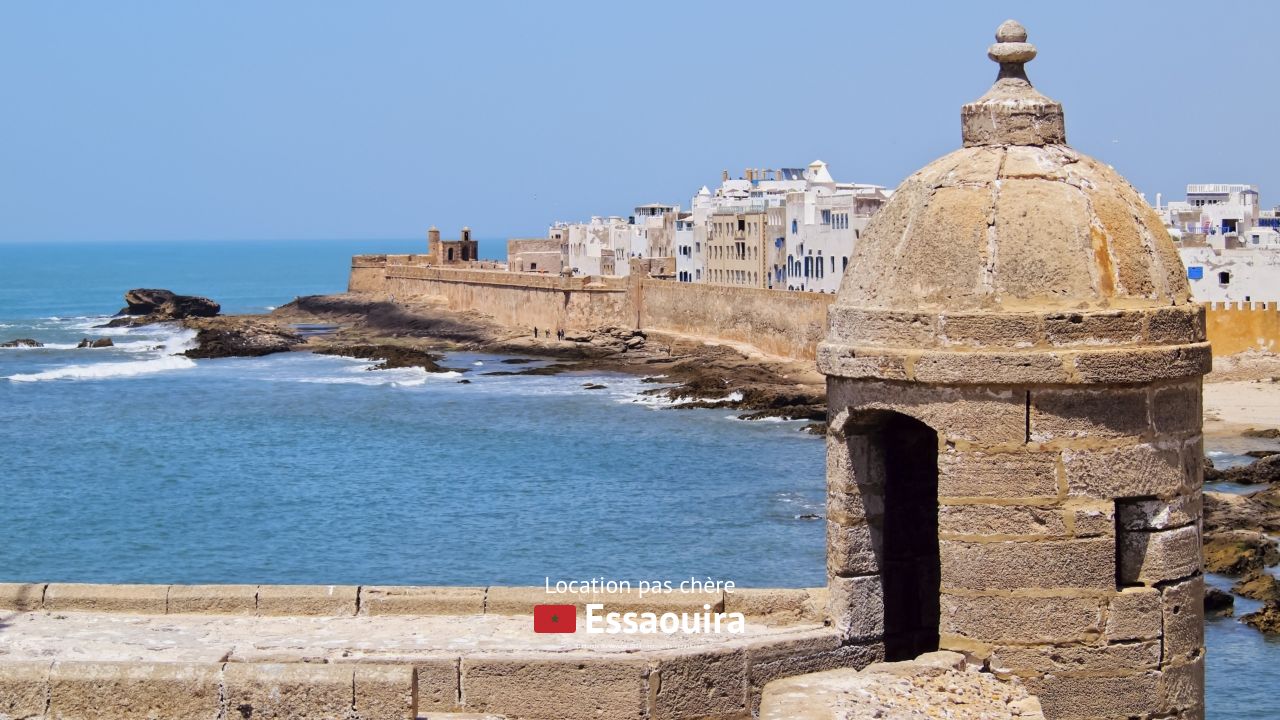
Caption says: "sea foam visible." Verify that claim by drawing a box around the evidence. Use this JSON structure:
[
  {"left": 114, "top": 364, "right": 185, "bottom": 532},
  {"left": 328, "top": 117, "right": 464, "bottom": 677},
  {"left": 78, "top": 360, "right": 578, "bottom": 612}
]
[{"left": 6, "top": 355, "right": 197, "bottom": 382}]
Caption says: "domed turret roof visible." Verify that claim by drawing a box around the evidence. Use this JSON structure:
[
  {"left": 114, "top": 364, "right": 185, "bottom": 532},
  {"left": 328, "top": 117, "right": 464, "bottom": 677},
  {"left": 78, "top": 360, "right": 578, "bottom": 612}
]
[
  {"left": 836, "top": 20, "right": 1190, "bottom": 313},
  {"left": 819, "top": 21, "right": 1209, "bottom": 387}
]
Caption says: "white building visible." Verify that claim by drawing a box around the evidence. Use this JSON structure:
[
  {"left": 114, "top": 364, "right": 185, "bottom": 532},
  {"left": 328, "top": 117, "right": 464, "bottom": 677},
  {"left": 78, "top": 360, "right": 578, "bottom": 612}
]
[
  {"left": 1156, "top": 184, "right": 1280, "bottom": 302},
  {"left": 781, "top": 161, "right": 890, "bottom": 293}
]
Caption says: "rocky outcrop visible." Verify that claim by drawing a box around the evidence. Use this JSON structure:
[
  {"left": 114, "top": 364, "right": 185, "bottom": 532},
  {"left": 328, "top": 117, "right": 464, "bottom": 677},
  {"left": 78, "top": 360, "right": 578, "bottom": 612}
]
[
  {"left": 313, "top": 344, "right": 450, "bottom": 372},
  {"left": 1203, "top": 530, "right": 1280, "bottom": 575},
  {"left": 118, "top": 288, "right": 220, "bottom": 320},
  {"left": 182, "top": 317, "right": 303, "bottom": 359},
  {"left": 0, "top": 338, "right": 42, "bottom": 348},
  {"left": 1205, "top": 587, "right": 1235, "bottom": 616},
  {"left": 76, "top": 337, "right": 114, "bottom": 348},
  {"left": 1232, "top": 571, "right": 1280, "bottom": 601},
  {"left": 1204, "top": 489, "right": 1280, "bottom": 534},
  {"left": 1243, "top": 601, "right": 1280, "bottom": 634},
  {"left": 1209, "top": 454, "right": 1280, "bottom": 485}
]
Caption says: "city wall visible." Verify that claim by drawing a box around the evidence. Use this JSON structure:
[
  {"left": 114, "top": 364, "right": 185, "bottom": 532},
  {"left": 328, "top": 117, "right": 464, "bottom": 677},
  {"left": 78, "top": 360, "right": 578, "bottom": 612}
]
[
  {"left": 1205, "top": 301, "right": 1280, "bottom": 355},
  {"left": 351, "top": 258, "right": 1267, "bottom": 361}
]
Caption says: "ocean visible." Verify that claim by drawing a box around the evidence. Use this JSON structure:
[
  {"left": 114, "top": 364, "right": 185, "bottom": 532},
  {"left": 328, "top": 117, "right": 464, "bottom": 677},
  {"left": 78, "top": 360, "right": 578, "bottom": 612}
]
[{"left": 0, "top": 239, "right": 1274, "bottom": 718}]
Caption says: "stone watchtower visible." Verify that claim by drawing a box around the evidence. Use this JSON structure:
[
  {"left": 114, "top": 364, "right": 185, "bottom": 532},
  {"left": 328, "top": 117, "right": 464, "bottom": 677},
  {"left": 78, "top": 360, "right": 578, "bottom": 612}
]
[{"left": 816, "top": 21, "right": 1208, "bottom": 720}]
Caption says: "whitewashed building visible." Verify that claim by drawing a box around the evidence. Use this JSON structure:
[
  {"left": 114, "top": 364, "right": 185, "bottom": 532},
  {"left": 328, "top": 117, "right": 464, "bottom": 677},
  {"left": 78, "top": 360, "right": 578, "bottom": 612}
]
[{"left": 1156, "top": 184, "right": 1280, "bottom": 302}]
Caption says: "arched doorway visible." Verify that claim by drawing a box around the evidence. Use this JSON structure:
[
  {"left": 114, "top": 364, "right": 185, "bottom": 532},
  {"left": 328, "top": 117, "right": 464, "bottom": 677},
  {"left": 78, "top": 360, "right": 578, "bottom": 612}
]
[{"left": 836, "top": 410, "right": 940, "bottom": 661}]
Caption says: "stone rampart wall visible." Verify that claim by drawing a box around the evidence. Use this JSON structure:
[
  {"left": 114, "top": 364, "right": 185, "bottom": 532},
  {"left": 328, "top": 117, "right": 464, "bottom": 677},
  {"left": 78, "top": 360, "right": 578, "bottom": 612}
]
[
  {"left": 1205, "top": 301, "right": 1280, "bottom": 355},
  {"left": 349, "top": 258, "right": 836, "bottom": 360},
  {"left": 638, "top": 279, "right": 836, "bottom": 360}
]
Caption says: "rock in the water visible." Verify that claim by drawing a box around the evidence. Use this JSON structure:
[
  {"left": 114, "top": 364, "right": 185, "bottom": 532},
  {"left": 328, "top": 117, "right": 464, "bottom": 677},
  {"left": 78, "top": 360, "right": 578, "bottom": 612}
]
[
  {"left": 116, "top": 288, "right": 220, "bottom": 324},
  {"left": 1246, "top": 450, "right": 1280, "bottom": 459},
  {"left": 1204, "top": 530, "right": 1280, "bottom": 575},
  {"left": 1233, "top": 571, "right": 1280, "bottom": 602},
  {"left": 1213, "top": 454, "right": 1280, "bottom": 485},
  {"left": 0, "top": 338, "right": 43, "bottom": 348},
  {"left": 1205, "top": 490, "right": 1280, "bottom": 534},
  {"left": 1244, "top": 427, "right": 1280, "bottom": 439},
  {"left": 76, "top": 337, "right": 113, "bottom": 348},
  {"left": 182, "top": 317, "right": 303, "bottom": 359},
  {"left": 582, "top": 383, "right": 607, "bottom": 390},
  {"left": 1205, "top": 587, "right": 1235, "bottom": 616},
  {"left": 1243, "top": 600, "right": 1280, "bottom": 634},
  {"left": 313, "top": 344, "right": 446, "bottom": 372},
  {"left": 1204, "top": 456, "right": 1224, "bottom": 483}
]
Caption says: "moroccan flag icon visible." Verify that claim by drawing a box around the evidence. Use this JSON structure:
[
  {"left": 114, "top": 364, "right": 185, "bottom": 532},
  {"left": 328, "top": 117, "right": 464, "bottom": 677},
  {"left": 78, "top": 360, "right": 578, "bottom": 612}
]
[{"left": 533, "top": 604, "right": 577, "bottom": 633}]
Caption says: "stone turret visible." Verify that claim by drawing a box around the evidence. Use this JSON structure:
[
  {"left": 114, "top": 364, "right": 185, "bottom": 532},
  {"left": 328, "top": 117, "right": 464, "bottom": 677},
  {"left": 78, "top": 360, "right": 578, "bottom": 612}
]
[{"left": 817, "top": 21, "right": 1207, "bottom": 720}]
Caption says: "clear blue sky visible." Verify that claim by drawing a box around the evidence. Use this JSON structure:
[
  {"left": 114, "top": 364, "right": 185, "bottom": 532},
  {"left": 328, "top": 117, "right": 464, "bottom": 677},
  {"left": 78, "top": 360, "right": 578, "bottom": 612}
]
[{"left": 1, "top": 1, "right": 1273, "bottom": 242}]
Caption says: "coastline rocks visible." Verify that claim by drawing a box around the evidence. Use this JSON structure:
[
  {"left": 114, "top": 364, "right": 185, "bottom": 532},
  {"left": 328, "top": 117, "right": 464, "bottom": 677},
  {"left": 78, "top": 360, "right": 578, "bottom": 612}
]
[
  {"left": 0, "top": 338, "right": 43, "bottom": 348},
  {"left": 76, "top": 337, "right": 114, "bottom": 348},
  {"left": 314, "top": 344, "right": 448, "bottom": 372},
  {"left": 1204, "top": 490, "right": 1280, "bottom": 534},
  {"left": 119, "top": 288, "right": 220, "bottom": 320},
  {"left": 182, "top": 317, "right": 303, "bottom": 359},
  {"left": 1212, "top": 454, "right": 1280, "bottom": 485},
  {"left": 1203, "top": 530, "right": 1280, "bottom": 575},
  {"left": 1205, "top": 588, "right": 1235, "bottom": 616},
  {"left": 1243, "top": 427, "right": 1280, "bottom": 439},
  {"left": 1232, "top": 571, "right": 1280, "bottom": 602},
  {"left": 1243, "top": 601, "right": 1280, "bottom": 634}
]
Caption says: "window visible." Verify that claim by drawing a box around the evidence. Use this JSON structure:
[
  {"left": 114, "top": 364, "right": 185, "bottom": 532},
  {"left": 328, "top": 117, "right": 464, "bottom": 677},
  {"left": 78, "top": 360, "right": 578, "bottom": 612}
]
[
  {"left": 1187, "top": 266, "right": 1203, "bottom": 280},
  {"left": 791, "top": 219, "right": 798, "bottom": 235},
  {"left": 1218, "top": 271, "right": 1231, "bottom": 285}
]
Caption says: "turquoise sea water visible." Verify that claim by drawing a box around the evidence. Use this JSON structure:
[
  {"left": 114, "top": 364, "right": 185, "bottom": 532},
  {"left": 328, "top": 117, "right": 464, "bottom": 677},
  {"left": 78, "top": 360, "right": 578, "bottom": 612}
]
[{"left": 0, "top": 240, "right": 1275, "bottom": 718}]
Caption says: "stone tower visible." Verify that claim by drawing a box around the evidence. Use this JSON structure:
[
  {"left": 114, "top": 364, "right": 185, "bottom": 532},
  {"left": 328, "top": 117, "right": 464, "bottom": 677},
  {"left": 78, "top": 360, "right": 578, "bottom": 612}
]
[{"left": 817, "top": 21, "right": 1207, "bottom": 720}]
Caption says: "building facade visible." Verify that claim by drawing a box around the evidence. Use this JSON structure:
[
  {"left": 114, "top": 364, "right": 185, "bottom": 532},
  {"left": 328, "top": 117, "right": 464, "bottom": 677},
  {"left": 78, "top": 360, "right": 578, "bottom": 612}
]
[{"left": 1156, "top": 184, "right": 1280, "bottom": 301}]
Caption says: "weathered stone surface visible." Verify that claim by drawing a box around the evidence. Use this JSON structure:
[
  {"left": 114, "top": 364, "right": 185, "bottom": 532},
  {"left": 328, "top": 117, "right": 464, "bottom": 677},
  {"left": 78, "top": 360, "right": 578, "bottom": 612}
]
[
  {"left": 1063, "top": 443, "right": 1190, "bottom": 498},
  {"left": 650, "top": 647, "right": 747, "bottom": 720},
  {"left": 223, "top": 662, "right": 354, "bottom": 719},
  {"left": 1104, "top": 587, "right": 1162, "bottom": 642},
  {"left": 746, "top": 636, "right": 882, "bottom": 713},
  {"left": 991, "top": 640, "right": 1160, "bottom": 676},
  {"left": 359, "top": 586, "right": 486, "bottom": 616},
  {"left": 1118, "top": 524, "right": 1201, "bottom": 585},
  {"left": 828, "top": 576, "right": 884, "bottom": 642},
  {"left": 938, "top": 449, "right": 1061, "bottom": 500},
  {"left": 830, "top": 381, "right": 1025, "bottom": 444},
  {"left": 912, "top": 350, "right": 1071, "bottom": 385},
  {"left": 941, "top": 594, "right": 1103, "bottom": 644},
  {"left": 1153, "top": 381, "right": 1203, "bottom": 434},
  {"left": 1162, "top": 576, "right": 1205, "bottom": 661},
  {"left": 43, "top": 583, "right": 168, "bottom": 614},
  {"left": 940, "top": 312, "right": 1042, "bottom": 347},
  {"left": 1030, "top": 387, "right": 1149, "bottom": 441},
  {"left": 725, "top": 588, "right": 826, "bottom": 625},
  {"left": 461, "top": 656, "right": 648, "bottom": 720},
  {"left": 0, "top": 661, "right": 50, "bottom": 719},
  {"left": 993, "top": 180, "right": 1095, "bottom": 303},
  {"left": 826, "top": 520, "right": 879, "bottom": 575},
  {"left": 1072, "top": 345, "right": 1212, "bottom": 384},
  {"left": 1025, "top": 671, "right": 1162, "bottom": 720},
  {"left": 49, "top": 662, "right": 221, "bottom": 719},
  {"left": 1147, "top": 305, "right": 1205, "bottom": 344},
  {"left": 414, "top": 659, "right": 460, "bottom": 712},
  {"left": 1044, "top": 310, "right": 1143, "bottom": 346},
  {"left": 1117, "top": 494, "right": 1200, "bottom": 531},
  {"left": 167, "top": 584, "right": 257, "bottom": 614},
  {"left": 0, "top": 583, "right": 45, "bottom": 612},
  {"left": 938, "top": 503, "right": 1066, "bottom": 538},
  {"left": 1068, "top": 501, "right": 1115, "bottom": 537},
  {"left": 354, "top": 664, "right": 416, "bottom": 720},
  {"left": 940, "top": 538, "right": 1114, "bottom": 590},
  {"left": 255, "top": 584, "right": 358, "bottom": 616},
  {"left": 826, "top": 307, "right": 939, "bottom": 348}
]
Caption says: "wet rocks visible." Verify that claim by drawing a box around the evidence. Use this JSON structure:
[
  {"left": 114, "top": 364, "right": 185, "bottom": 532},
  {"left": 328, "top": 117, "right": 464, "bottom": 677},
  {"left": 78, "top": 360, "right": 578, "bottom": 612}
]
[
  {"left": 1211, "top": 455, "right": 1280, "bottom": 485},
  {"left": 1204, "top": 490, "right": 1280, "bottom": 534},
  {"left": 314, "top": 344, "right": 448, "bottom": 372},
  {"left": 582, "top": 383, "right": 607, "bottom": 390},
  {"left": 0, "top": 338, "right": 43, "bottom": 348},
  {"left": 1232, "top": 571, "right": 1280, "bottom": 602},
  {"left": 1243, "top": 427, "right": 1280, "bottom": 439},
  {"left": 108, "top": 289, "right": 221, "bottom": 326},
  {"left": 1243, "top": 601, "right": 1280, "bottom": 634},
  {"left": 76, "top": 338, "right": 114, "bottom": 348},
  {"left": 1205, "top": 588, "right": 1235, "bottom": 616},
  {"left": 182, "top": 317, "right": 303, "bottom": 359},
  {"left": 1203, "top": 530, "right": 1280, "bottom": 575}
]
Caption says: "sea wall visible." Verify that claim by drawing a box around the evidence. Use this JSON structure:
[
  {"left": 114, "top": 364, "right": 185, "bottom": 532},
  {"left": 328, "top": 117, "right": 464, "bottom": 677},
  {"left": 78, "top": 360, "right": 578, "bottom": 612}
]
[
  {"left": 638, "top": 279, "right": 835, "bottom": 360},
  {"left": 1206, "top": 301, "right": 1280, "bottom": 355},
  {"left": 381, "top": 263, "right": 630, "bottom": 332},
  {"left": 350, "top": 257, "right": 835, "bottom": 360}
]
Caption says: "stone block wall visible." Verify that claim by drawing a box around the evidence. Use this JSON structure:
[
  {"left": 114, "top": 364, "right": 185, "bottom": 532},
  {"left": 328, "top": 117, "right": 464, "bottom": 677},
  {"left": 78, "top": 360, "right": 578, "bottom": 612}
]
[
  {"left": 1205, "top": 301, "right": 1280, "bottom": 355},
  {"left": 824, "top": 375, "right": 1204, "bottom": 720}
]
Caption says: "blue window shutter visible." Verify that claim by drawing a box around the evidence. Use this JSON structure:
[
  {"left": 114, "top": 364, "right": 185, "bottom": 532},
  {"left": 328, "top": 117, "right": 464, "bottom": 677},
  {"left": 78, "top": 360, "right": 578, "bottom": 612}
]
[{"left": 1187, "top": 266, "right": 1203, "bottom": 280}]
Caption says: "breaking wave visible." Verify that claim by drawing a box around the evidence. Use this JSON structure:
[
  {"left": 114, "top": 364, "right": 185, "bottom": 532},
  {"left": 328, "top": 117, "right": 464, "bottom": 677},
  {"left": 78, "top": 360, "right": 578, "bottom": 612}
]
[{"left": 6, "top": 355, "right": 197, "bottom": 382}]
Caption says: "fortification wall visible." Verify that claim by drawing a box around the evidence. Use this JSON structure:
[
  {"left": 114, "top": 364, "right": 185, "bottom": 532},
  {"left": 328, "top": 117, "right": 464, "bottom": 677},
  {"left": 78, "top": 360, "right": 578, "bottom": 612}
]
[
  {"left": 638, "top": 279, "right": 836, "bottom": 360},
  {"left": 1206, "top": 301, "right": 1280, "bottom": 355},
  {"left": 382, "top": 264, "right": 629, "bottom": 331}
]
